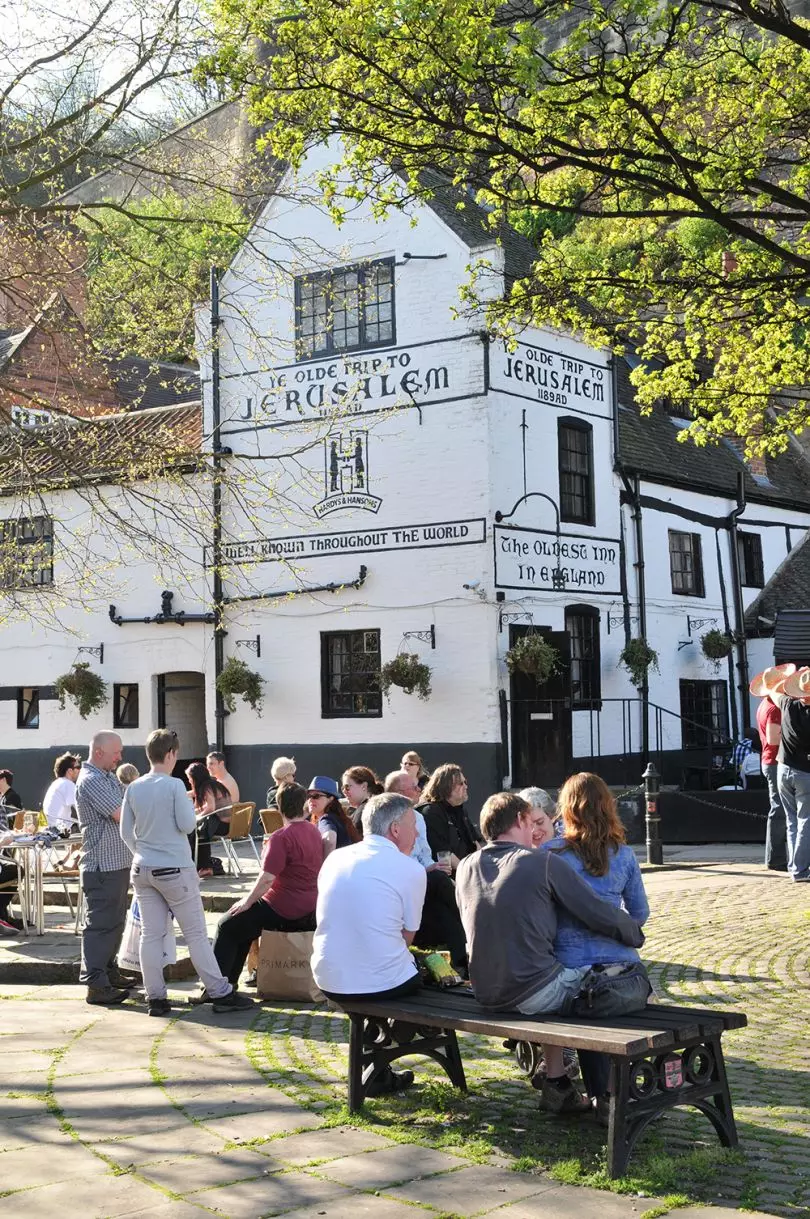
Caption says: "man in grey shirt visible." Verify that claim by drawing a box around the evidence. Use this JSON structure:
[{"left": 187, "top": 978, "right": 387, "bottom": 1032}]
[
  {"left": 76, "top": 732, "right": 132, "bottom": 1005},
  {"left": 455, "top": 791, "right": 644, "bottom": 1114}
]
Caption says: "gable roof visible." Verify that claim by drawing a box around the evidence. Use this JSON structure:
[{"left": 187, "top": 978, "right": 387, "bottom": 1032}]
[
  {"left": 616, "top": 357, "right": 810, "bottom": 509},
  {"left": 745, "top": 530, "right": 810, "bottom": 636},
  {"left": 0, "top": 401, "right": 202, "bottom": 496}
]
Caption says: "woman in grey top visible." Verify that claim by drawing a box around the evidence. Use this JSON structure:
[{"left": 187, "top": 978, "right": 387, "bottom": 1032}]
[{"left": 120, "top": 729, "right": 253, "bottom": 1017}]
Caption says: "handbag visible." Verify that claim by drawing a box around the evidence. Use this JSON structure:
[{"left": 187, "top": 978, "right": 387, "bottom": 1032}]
[{"left": 570, "top": 961, "right": 652, "bottom": 1019}]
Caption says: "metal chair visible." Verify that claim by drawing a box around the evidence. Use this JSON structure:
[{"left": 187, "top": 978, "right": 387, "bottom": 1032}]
[
  {"left": 259, "top": 808, "right": 283, "bottom": 836},
  {"left": 213, "top": 803, "right": 257, "bottom": 875}
]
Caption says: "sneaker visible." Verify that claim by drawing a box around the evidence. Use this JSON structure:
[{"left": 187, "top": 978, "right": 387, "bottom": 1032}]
[
  {"left": 0, "top": 919, "right": 19, "bottom": 937},
  {"left": 365, "top": 1067, "right": 414, "bottom": 1097},
  {"left": 212, "top": 990, "right": 255, "bottom": 1013},
  {"left": 539, "top": 1076, "right": 591, "bottom": 1115},
  {"left": 86, "top": 986, "right": 130, "bottom": 1006},
  {"left": 3, "top": 915, "right": 24, "bottom": 931},
  {"left": 148, "top": 998, "right": 172, "bottom": 1018}
]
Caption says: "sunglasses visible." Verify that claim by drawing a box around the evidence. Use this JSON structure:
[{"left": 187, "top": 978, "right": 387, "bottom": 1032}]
[{"left": 307, "top": 792, "right": 329, "bottom": 801}]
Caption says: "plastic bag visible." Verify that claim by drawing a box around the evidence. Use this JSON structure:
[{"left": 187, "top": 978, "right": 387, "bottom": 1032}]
[{"left": 118, "top": 897, "right": 177, "bottom": 973}]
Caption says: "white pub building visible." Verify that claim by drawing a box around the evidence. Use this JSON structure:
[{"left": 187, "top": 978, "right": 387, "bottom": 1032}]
[{"left": 1, "top": 133, "right": 809, "bottom": 808}]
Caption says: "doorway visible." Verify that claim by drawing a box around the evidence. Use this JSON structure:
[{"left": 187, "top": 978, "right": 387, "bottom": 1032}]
[
  {"left": 157, "top": 672, "right": 208, "bottom": 775},
  {"left": 509, "top": 625, "right": 571, "bottom": 788}
]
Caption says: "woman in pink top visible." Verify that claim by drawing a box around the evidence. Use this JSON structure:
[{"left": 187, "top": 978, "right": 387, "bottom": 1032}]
[{"left": 212, "top": 782, "right": 323, "bottom": 986}]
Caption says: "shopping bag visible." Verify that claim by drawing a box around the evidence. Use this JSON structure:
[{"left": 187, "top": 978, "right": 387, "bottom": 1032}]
[
  {"left": 118, "top": 898, "right": 177, "bottom": 972},
  {"left": 256, "top": 930, "right": 323, "bottom": 1002}
]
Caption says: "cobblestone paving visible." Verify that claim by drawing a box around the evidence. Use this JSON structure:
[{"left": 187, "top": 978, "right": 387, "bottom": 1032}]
[{"left": 0, "top": 861, "right": 805, "bottom": 1218}]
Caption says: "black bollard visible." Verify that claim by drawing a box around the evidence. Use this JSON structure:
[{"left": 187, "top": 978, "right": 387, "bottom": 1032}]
[{"left": 643, "top": 762, "right": 663, "bottom": 865}]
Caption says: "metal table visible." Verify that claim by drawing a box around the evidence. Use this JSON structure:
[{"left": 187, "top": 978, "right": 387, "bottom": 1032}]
[{"left": 11, "top": 833, "right": 82, "bottom": 935}]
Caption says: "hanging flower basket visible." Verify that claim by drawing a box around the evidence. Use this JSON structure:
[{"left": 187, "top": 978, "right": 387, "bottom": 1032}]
[
  {"left": 54, "top": 662, "right": 108, "bottom": 719},
  {"left": 619, "top": 638, "right": 659, "bottom": 688},
  {"left": 216, "top": 657, "right": 264, "bottom": 714},
  {"left": 380, "top": 653, "right": 432, "bottom": 701},
  {"left": 505, "top": 634, "right": 561, "bottom": 686},
  {"left": 701, "top": 629, "right": 734, "bottom": 670}
]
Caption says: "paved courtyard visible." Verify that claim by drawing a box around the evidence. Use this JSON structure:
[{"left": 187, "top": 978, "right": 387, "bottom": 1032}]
[{"left": 0, "top": 849, "right": 806, "bottom": 1219}]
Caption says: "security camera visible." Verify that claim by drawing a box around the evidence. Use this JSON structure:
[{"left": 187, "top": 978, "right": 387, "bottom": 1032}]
[{"left": 463, "top": 580, "right": 481, "bottom": 590}]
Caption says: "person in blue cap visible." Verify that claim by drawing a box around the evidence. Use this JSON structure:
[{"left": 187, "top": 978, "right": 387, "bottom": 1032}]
[{"left": 306, "top": 776, "right": 360, "bottom": 857}]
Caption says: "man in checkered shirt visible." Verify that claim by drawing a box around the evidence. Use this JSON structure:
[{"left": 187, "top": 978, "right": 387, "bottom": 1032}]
[{"left": 76, "top": 732, "right": 133, "bottom": 1004}]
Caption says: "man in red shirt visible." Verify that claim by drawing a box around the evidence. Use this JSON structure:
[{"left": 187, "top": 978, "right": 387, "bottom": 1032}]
[
  {"left": 751, "top": 665, "right": 794, "bottom": 871},
  {"left": 212, "top": 782, "right": 322, "bottom": 986}
]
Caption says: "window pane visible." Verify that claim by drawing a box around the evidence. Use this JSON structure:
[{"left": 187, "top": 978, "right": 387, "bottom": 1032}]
[
  {"left": 363, "top": 262, "right": 394, "bottom": 344},
  {"left": 566, "top": 609, "right": 601, "bottom": 706},
  {"left": 114, "top": 683, "right": 139, "bottom": 729},
  {"left": 322, "top": 629, "right": 381, "bottom": 717},
  {"left": 332, "top": 269, "right": 361, "bottom": 350},
  {"left": 680, "top": 680, "right": 729, "bottom": 747},
  {"left": 669, "top": 531, "right": 703, "bottom": 596},
  {"left": 559, "top": 424, "right": 593, "bottom": 524},
  {"left": 297, "top": 273, "right": 330, "bottom": 357},
  {"left": 17, "top": 687, "right": 39, "bottom": 729},
  {"left": 0, "top": 516, "right": 53, "bottom": 588}
]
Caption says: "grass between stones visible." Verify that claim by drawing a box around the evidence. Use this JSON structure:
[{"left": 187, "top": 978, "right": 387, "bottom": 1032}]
[{"left": 245, "top": 875, "right": 809, "bottom": 1218}]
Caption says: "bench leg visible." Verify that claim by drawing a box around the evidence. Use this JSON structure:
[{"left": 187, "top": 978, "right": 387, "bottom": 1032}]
[
  {"left": 442, "top": 1029, "right": 467, "bottom": 1092},
  {"left": 607, "top": 1056, "right": 632, "bottom": 1179},
  {"left": 690, "top": 1035, "right": 739, "bottom": 1149},
  {"left": 348, "top": 1015, "right": 365, "bottom": 1113}
]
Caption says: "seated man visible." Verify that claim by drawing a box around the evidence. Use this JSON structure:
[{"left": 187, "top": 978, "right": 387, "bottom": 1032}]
[
  {"left": 312, "top": 792, "right": 426, "bottom": 1095},
  {"left": 385, "top": 768, "right": 468, "bottom": 974},
  {"left": 455, "top": 792, "right": 645, "bottom": 1115},
  {"left": 213, "top": 782, "right": 322, "bottom": 987}
]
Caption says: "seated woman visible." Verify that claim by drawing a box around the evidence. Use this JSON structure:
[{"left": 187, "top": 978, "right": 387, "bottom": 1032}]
[
  {"left": 341, "top": 765, "right": 384, "bottom": 834},
  {"left": 306, "top": 776, "right": 360, "bottom": 857},
  {"left": 543, "top": 771, "right": 650, "bottom": 1113},
  {"left": 187, "top": 761, "right": 232, "bottom": 878},
  {"left": 518, "top": 786, "right": 557, "bottom": 848},
  {"left": 417, "top": 764, "right": 483, "bottom": 872},
  {"left": 266, "top": 756, "right": 296, "bottom": 809},
  {"left": 401, "top": 750, "right": 430, "bottom": 791},
  {"left": 212, "top": 783, "right": 323, "bottom": 987}
]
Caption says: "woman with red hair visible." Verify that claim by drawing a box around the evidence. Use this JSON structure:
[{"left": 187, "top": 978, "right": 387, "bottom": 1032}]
[{"left": 544, "top": 772, "right": 649, "bottom": 967}]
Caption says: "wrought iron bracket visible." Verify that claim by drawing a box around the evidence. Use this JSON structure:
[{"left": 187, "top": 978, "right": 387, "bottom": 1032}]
[
  {"left": 687, "top": 615, "right": 718, "bottom": 637},
  {"left": 402, "top": 625, "right": 436, "bottom": 649},
  {"left": 678, "top": 639, "right": 695, "bottom": 651},
  {"left": 76, "top": 644, "right": 104, "bottom": 665},
  {"left": 607, "top": 613, "right": 639, "bottom": 636},
  {"left": 499, "top": 609, "right": 534, "bottom": 634},
  {"left": 236, "top": 635, "right": 261, "bottom": 658}
]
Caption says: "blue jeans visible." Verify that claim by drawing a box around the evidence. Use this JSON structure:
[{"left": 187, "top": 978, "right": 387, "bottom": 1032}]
[
  {"left": 764, "top": 763, "right": 787, "bottom": 871},
  {"left": 517, "top": 966, "right": 589, "bottom": 1016},
  {"left": 777, "top": 765, "right": 810, "bottom": 881}
]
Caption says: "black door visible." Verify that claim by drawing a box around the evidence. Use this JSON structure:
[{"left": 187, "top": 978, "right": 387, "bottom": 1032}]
[{"left": 509, "top": 625, "right": 571, "bottom": 788}]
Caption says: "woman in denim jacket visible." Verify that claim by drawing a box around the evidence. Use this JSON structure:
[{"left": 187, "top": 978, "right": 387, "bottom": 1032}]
[{"left": 543, "top": 772, "right": 649, "bottom": 967}]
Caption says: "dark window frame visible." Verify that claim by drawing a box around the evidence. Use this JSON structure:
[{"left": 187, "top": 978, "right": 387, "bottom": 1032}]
[
  {"left": 558, "top": 417, "right": 595, "bottom": 526},
  {"left": 320, "top": 629, "right": 383, "bottom": 719},
  {"left": 0, "top": 516, "right": 53, "bottom": 588},
  {"left": 737, "top": 531, "right": 764, "bottom": 589},
  {"left": 113, "top": 683, "right": 140, "bottom": 730},
  {"left": 679, "top": 679, "right": 729, "bottom": 748},
  {"left": 668, "top": 530, "right": 705, "bottom": 597},
  {"left": 294, "top": 258, "right": 396, "bottom": 360},
  {"left": 565, "top": 604, "right": 602, "bottom": 709},
  {"left": 17, "top": 686, "right": 39, "bottom": 729}
]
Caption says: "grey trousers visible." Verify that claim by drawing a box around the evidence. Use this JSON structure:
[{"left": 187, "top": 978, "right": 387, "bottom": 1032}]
[
  {"left": 131, "top": 865, "right": 231, "bottom": 1002},
  {"left": 79, "top": 867, "right": 130, "bottom": 988}
]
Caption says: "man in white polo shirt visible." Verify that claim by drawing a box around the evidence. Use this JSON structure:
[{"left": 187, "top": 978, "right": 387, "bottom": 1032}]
[{"left": 312, "top": 792, "right": 426, "bottom": 1095}]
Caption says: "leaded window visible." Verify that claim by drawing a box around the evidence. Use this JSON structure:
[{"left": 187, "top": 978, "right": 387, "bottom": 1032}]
[
  {"left": 566, "top": 605, "right": 601, "bottom": 707},
  {"left": 0, "top": 516, "right": 53, "bottom": 588},
  {"left": 295, "top": 259, "right": 395, "bottom": 359},
  {"left": 558, "top": 419, "right": 594, "bottom": 525},
  {"left": 680, "top": 679, "right": 729, "bottom": 748},
  {"left": 669, "top": 530, "right": 705, "bottom": 597},
  {"left": 321, "top": 629, "right": 382, "bottom": 718}
]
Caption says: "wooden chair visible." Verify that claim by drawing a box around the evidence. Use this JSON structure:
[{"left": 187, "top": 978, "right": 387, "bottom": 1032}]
[
  {"left": 213, "top": 802, "right": 257, "bottom": 875},
  {"left": 259, "top": 808, "right": 283, "bottom": 836}
]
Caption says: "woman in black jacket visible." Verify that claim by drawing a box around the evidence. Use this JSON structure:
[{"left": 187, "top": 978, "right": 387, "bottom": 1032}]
[{"left": 417, "top": 764, "right": 483, "bottom": 872}]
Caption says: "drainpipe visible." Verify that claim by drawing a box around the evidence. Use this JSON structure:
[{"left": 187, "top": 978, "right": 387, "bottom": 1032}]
[
  {"left": 210, "top": 266, "right": 226, "bottom": 753},
  {"left": 612, "top": 358, "right": 649, "bottom": 762},
  {"left": 728, "top": 471, "right": 749, "bottom": 735}
]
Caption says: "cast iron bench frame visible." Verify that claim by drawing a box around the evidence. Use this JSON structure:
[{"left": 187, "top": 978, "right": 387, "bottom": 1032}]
[{"left": 337, "top": 988, "right": 746, "bottom": 1177}]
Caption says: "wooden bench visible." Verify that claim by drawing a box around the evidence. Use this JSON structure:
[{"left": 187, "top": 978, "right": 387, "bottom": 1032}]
[{"left": 337, "top": 987, "right": 747, "bottom": 1177}]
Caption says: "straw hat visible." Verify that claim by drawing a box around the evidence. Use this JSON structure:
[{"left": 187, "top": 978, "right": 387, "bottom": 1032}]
[
  {"left": 782, "top": 668, "right": 810, "bottom": 703},
  {"left": 749, "top": 664, "right": 797, "bottom": 698}
]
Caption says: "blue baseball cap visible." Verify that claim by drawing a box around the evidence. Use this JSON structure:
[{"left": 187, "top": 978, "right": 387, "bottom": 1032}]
[{"left": 306, "top": 775, "right": 340, "bottom": 799}]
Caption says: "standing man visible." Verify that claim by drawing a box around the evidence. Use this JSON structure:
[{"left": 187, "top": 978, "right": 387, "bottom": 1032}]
[
  {"left": 207, "top": 752, "right": 240, "bottom": 804},
  {"left": 773, "top": 667, "right": 810, "bottom": 883},
  {"left": 750, "top": 665, "right": 794, "bottom": 871},
  {"left": 76, "top": 732, "right": 132, "bottom": 1005}
]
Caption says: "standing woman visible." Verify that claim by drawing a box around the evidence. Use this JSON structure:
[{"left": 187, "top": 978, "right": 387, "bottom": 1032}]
[
  {"left": 401, "top": 751, "right": 429, "bottom": 791},
  {"left": 306, "top": 776, "right": 360, "bottom": 858},
  {"left": 187, "top": 761, "right": 232, "bottom": 878},
  {"left": 341, "top": 766, "right": 384, "bottom": 834},
  {"left": 417, "top": 763, "right": 483, "bottom": 872}
]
